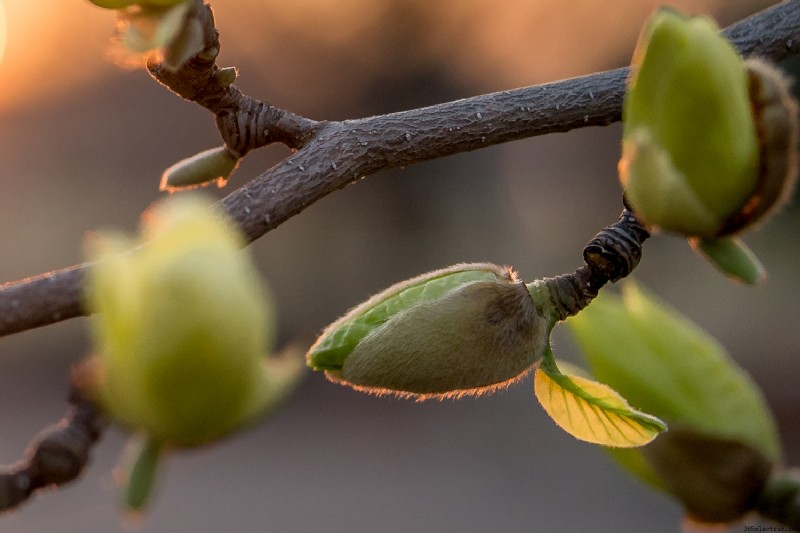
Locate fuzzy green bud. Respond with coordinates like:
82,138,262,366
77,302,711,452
620,8,760,238
84,194,277,447
307,263,548,399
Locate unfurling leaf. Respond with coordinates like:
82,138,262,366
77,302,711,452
534,357,666,448
122,436,163,512
689,236,766,285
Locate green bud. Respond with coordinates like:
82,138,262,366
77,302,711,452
307,263,548,398
159,146,240,192
309,264,665,447
84,194,284,447
215,67,239,89
620,8,760,238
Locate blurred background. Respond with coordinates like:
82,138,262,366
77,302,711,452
1,1,798,531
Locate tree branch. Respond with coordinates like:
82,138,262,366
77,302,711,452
1,0,798,338
0,381,107,512
146,0,321,155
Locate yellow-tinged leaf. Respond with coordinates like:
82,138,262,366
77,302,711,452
534,367,666,448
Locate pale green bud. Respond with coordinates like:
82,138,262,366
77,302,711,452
159,146,240,192
307,263,548,398
84,194,279,447
620,8,759,238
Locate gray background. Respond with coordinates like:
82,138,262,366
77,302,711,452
1,1,797,531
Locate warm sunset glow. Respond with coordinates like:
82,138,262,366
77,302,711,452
0,0,773,114
0,1,114,112
0,1,6,66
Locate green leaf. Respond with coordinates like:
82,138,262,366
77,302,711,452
566,282,780,463
689,236,766,285
123,436,163,512
534,356,666,448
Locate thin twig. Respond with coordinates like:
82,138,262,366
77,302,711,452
0,382,107,512
0,1,798,338
146,0,321,154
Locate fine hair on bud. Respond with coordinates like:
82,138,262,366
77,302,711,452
327,268,548,399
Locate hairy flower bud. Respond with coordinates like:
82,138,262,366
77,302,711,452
619,8,798,283
309,263,666,447
307,263,548,398
620,8,760,238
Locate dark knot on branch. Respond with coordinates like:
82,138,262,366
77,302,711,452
539,206,651,322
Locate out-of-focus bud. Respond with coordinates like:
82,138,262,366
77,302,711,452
97,1,203,72
159,146,240,192
83,194,305,511
567,282,781,525
84,194,292,447
619,8,798,284
307,263,548,398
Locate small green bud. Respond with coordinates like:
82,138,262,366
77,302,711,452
307,263,548,398
159,146,240,192
84,194,280,447
215,67,239,88
620,8,760,238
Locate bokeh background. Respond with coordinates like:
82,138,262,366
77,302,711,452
1,1,799,531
